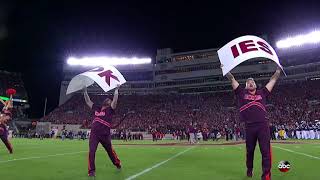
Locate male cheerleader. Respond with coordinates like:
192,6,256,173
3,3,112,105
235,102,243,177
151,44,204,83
0,110,13,154
84,85,121,177
226,67,281,180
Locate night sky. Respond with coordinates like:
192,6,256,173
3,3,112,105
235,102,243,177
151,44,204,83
1,0,320,118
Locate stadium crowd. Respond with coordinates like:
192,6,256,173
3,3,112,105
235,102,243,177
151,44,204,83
41,80,320,140
0,71,27,99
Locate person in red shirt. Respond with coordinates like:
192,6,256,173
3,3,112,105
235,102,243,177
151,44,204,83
84,85,121,177
226,67,281,180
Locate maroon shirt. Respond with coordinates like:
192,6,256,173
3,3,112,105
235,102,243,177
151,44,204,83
92,104,115,128
188,125,196,133
235,86,270,124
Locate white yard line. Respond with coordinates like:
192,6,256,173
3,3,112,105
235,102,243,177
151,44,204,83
125,147,194,180
0,151,88,163
273,146,320,160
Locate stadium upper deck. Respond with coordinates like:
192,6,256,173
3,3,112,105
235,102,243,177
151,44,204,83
59,47,320,105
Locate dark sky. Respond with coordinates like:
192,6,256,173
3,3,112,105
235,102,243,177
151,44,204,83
1,0,320,118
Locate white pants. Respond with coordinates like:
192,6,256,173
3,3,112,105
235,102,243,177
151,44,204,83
189,133,195,144
291,131,295,139
302,131,307,139
296,131,301,139
306,131,310,139
316,131,320,139
284,132,288,139
310,130,315,140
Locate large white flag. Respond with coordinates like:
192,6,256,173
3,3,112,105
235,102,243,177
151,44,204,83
217,35,285,76
66,65,126,94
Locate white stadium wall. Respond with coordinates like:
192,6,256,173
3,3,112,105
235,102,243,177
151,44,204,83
59,81,73,106
51,124,83,133
154,63,277,82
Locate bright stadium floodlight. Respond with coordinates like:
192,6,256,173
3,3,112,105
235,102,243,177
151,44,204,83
67,56,152,66
276,30,320,49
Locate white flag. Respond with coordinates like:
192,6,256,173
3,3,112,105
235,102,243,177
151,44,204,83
217,35,285,76
66,65,126,94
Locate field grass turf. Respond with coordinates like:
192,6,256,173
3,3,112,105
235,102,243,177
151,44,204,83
0,138,319,180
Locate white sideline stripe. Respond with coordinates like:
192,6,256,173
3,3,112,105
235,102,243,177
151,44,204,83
0,151,88,163
125,147,194,180
273,146,320,160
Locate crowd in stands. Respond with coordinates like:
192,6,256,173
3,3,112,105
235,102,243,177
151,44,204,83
0,71,27,99
0,71,28,121
41,80,320,139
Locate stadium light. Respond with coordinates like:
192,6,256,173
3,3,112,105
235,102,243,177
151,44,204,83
67,56,152,66
276,30,320,49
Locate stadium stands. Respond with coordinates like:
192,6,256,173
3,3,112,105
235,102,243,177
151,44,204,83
41,79,320,136
0,70,27,99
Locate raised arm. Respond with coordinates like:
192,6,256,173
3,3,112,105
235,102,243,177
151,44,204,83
0,115,4,124
226,72,240,90
2,96,13,110
111,85,120,110
265,67,281,92
6,95,13,109
83,88,93,109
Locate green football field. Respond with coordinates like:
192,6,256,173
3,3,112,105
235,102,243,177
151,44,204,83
0,139,319,180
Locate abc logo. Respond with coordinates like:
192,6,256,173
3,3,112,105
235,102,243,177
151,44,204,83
278,161,291,173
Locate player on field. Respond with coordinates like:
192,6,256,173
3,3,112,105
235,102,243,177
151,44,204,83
226,67,281,180
300,122,306,139
316,123,320,140
84,85,121,177
0,110,13,154
295,122,301,139
309,123,316,140
188,122,196,144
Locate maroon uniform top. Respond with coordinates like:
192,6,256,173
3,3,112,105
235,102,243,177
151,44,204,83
188,125,196,133
92,104,115,128
235,86,270,124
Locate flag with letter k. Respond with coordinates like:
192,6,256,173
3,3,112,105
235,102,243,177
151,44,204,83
66,65,126,94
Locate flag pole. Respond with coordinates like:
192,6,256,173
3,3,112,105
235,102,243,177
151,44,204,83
43,97,47,117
